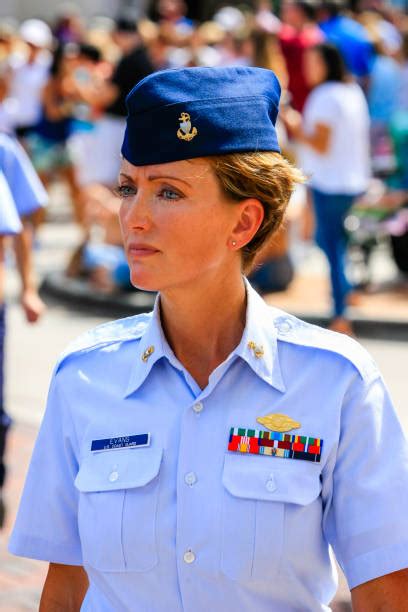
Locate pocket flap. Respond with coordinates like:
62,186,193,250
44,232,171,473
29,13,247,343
222,453,321,505
75,447,163,492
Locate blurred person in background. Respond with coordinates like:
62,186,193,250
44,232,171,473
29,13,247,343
364,18,403,175
79,184,131,292
148,0,195,67
279,0,324,112
64,42,108,224
156,0,194,34
23,43,80,226
61,16,154,280
70,13,154,188
282,43,371,335
7,19,53,138
317,1,375,85
0,133,47,527
144,23,173,69
250,26,287,85
189,20,225,68
213,6,253,66
254,0,282,36
248,21,295,293
0,23,16,134
398,31,408,111
52,2,84,45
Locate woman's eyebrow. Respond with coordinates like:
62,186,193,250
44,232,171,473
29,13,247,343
119,172,135,183
119,172,192,188
147,174,192,188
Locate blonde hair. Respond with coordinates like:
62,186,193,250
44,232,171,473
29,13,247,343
209,152,305,272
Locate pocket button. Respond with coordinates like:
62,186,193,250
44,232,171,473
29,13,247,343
184,472,197,486
183,550,196,564
266,478,276,493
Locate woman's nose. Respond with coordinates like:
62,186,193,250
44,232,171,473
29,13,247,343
122,192,152,231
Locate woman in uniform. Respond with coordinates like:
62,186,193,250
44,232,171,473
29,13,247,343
9,66,408,611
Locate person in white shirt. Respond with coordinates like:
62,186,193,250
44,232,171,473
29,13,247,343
7,19,53,136
282,43,371,335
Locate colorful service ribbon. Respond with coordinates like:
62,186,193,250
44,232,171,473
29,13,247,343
228,427,323,463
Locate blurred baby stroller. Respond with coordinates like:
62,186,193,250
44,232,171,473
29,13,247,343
345,111,408,287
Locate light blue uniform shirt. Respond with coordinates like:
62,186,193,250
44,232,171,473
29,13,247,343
9,282,408,611
0,133,48,234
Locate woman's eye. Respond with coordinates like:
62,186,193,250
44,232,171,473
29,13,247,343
159,188,181,201
115,185,136,198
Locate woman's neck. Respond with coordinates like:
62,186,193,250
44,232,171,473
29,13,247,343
159,270,247,389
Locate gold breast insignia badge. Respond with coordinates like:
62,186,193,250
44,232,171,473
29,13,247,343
256,413,301,433
177,112,198,142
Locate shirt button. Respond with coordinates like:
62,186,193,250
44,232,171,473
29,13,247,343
266,479,276,492
184,472,197,486
183,549,196,564
276,319,292,335
109,471,119,483
192,402,203,414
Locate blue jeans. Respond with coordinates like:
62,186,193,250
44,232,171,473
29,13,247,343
311,189,356,318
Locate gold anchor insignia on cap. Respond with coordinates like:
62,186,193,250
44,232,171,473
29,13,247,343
141,345,155,363
257,413,301,433
177,112,198,142
248,341,264,359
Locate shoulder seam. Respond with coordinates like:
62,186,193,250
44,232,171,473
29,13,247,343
55,313,152,373
56,334,144,374
271,312,379,383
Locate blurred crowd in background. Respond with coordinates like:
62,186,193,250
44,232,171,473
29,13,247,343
0,0,408,330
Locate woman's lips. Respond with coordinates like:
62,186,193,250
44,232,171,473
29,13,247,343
127,244,160,258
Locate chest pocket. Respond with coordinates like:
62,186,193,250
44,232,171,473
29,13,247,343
221,453,321,582
74,446,163,572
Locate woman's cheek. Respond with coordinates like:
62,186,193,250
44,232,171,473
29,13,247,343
118,201,131,234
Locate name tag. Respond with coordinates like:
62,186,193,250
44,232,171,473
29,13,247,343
91,433,150,452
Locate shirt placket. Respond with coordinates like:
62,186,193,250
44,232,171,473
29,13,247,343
174,377,229,609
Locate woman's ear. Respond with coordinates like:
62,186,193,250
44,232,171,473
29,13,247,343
229,198,264,250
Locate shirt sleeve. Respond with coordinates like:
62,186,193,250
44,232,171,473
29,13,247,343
0,135,48,217
322,371,408,589
8,370,83,565
304,87,339,130
0,171,23,234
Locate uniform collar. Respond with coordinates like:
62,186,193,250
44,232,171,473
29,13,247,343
231,278,285,393
124,295,169,398
124,279,285,398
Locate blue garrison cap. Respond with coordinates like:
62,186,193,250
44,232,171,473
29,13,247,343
121,66,281,166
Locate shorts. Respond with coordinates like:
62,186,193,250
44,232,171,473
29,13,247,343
24,133,72,174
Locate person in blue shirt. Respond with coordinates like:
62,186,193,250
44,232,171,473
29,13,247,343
0,132,48,526
9,66,408,610
318,1,374,81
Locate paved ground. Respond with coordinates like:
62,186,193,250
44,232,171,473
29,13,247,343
0,211,407,610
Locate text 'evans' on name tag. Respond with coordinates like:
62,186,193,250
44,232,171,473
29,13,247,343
91,433,150,452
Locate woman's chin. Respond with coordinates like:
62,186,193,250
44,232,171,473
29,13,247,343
129,271,161,293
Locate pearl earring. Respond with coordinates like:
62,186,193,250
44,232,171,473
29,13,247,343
232,240,237,247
